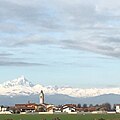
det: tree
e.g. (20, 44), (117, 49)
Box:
(95, 104), (99, 107)
(112, 104), (116, 111)
(77, 104), (81, 108)
(89, 104), (93, 107)
(83, 104), (87, 108)
(101, 103), (111, 111)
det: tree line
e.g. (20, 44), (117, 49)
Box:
(77, 103), (115, 111)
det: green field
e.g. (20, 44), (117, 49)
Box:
(1, 114), (120, 120)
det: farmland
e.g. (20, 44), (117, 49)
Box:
(1, 114), (120, 120)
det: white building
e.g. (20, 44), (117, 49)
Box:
(62, 104), (76, 113)
(0, 107), (7, 112)
(116, 104), (120, 113)
(63, 107), (75, 113)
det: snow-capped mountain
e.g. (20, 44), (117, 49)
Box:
(2, 75), (33, 87)
(1, 76), (120, 98)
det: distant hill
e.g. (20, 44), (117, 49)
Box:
(0, 94), (120, 106)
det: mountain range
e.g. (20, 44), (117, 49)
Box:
(0, 76), (120, 105)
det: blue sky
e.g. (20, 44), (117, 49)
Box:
(0, 0), (120, 88)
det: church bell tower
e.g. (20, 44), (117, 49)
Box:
(39, 90), (44, 104)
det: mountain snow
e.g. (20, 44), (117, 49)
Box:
(2, 75), (33, 87)
(1, 76), (120, 98)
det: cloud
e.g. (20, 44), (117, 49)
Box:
(13, 34), (56, 46)
(0, 52), (47, 67)
(0, 0), (120, 58)
(0, 53), (13, 56)
(59, 31), (120, 57)
(0, 61), (47, 67)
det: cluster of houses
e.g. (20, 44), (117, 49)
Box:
(0, 90), (120, 114)
(0, 103), (106, 114)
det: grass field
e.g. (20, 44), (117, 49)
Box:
(1, 114), (120, 120)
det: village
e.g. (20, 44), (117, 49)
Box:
(0, 90), (120, 115)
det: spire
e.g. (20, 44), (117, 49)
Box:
(39, 90), (44, 104)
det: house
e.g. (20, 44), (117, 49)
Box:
(0, 106), (7, 112)
(53, 106), (62, 113)
(62, 104), (76, 113)
(115, 104), (120, 113)
(0, 106), (11, 114)
(46, 104), (55, 112)
(36, 104), (47, 112)
(47, 106), (54, 112)
(87, 107), (97, 112)
(14, 102), (56, 113)
(75, 106), (96, 112)
(15, 103), (37, 112)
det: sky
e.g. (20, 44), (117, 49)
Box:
(0, 0), (120, 88)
